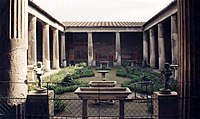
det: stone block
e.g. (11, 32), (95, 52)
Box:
(153, 91), (178, 119)
(26, 90), (54, 119)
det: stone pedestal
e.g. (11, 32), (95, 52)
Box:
(153, 92), (178, 119)
(26, 90), (54, 119)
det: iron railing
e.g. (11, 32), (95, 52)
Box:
(0, 81), (192, 119)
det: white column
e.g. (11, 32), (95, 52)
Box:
(171, 15), (178, 65)
(1, 0), (28, 105)
(115, 32), (121, 66)
(53, 29), (60, 69)
(28, 16), (37, 65)
(88, 32), (93, 66)
(60, 32), (66, 67)
(42, 23), (50, 71)
(143, 31), (148, 65)
(158, 23), (166, 70)
(171, 14), (178, 80)
(149, 28), (156, 68)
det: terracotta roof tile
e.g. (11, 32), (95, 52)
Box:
(63, 21), (144, 28)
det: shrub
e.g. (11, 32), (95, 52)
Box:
(118, 66), (177, 94)
(54, 99), (66, 114)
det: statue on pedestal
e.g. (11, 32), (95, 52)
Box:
(34, 61), (46, 93)
(159, 63), (172, 94)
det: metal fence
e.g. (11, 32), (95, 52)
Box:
(0, 98), (153, 119)
(0, 81), (189, 119)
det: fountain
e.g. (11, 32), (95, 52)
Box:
(75, 87), (131, 100)
(88, 81), (116, 87)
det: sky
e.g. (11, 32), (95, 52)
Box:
(32, 0), (174, 22)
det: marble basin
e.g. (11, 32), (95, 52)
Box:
(74, 87), (131, 99)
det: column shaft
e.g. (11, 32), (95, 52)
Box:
(116, 32), (121, 66)
(53, 29), (60, 69)
(158, 23), (166, 70)
(42, 24), (50, 71)
(171, 15), (178, 65)
(60, 33), (66, 67)
(143, 31), (148, 65)
(28, 16), (37, 65)
(88, 32), (93, 66)
(0, 0), (28, 105)
(149, 28), (156, 68)
(171, 14), (178, 80)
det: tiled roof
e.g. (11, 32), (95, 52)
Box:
(63, 21), (145, 28)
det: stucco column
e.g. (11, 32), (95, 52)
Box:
(0, 0), (28, 105)
(28, 16), (37, 65)
(42, 23), (50, 71)
(143, 31), (148, 65)
(53, 29), (60, 69)
(158, 23), (166, 70)
(88, 32), (93, 66)
(171, 14), (178, 80)
(149, 28), (156, 68)
(171, 15), (178, 65)
(116, 32), (121, 66)
(60, 32), (66, 67)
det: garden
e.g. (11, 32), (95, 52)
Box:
(29, 62), (177, 115)
(117, 64), (177, 94)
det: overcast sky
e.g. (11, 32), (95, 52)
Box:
(32, 0), (174, 22)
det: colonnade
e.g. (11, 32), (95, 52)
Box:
(143, 14), (178, 71)
(27, 15), (65, 71)
(87, 32), (121, 67)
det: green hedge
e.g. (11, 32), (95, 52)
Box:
(44, 81), (89, 94)
(40, 63), (93, 94)
(54, 99), (66, 114)
(118, 66), (177, 94)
